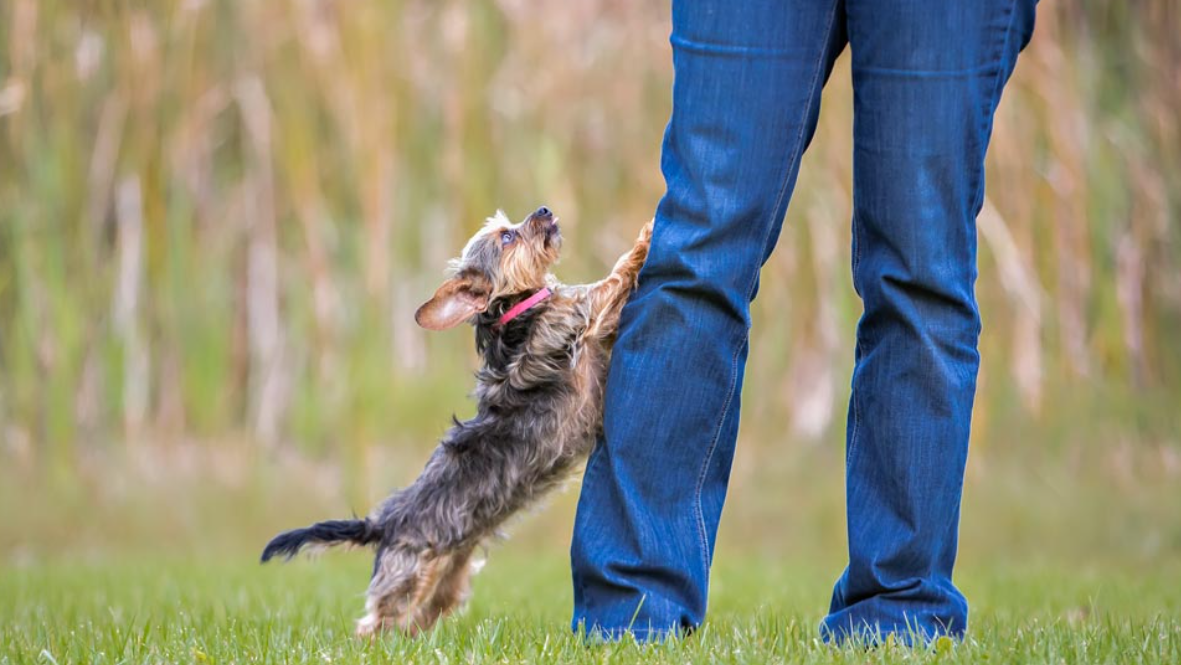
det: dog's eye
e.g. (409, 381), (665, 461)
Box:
(500, 230), (516, 245)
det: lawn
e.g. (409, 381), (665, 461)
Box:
(2, 441), (1180, 664)
(2, 551), (1178, 664)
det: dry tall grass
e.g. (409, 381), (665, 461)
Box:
(1, 1), (1177, 469)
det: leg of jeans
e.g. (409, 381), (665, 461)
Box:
(571, 0), (847, 641)
(821, 0), (1037, 644)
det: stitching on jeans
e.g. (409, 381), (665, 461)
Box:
(848, 208), (863, 467)
(691, 0), (843, 578)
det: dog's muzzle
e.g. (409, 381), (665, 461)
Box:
(530, 206), (561, 246)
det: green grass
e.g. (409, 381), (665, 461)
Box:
(2, 440), (1179, 663)
(2, 553), (1178, 664)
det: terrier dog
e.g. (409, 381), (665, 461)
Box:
(261, 206), (652, 637)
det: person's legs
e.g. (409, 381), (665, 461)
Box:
(571, 0), (847, 640)
(822, 0), (1037, 643)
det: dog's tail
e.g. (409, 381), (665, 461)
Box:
(260, 519), (381, 563)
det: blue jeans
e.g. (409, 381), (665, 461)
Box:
(571, 0), (1037, 643)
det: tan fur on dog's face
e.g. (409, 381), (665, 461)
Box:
(415, 208), (562, 330)
(460, 208), (562, 297)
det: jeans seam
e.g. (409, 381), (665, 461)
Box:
(691, 0), (842, 578)
(848, 209), (863, 466)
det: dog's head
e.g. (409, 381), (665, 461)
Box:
(415, 206), (562, 330)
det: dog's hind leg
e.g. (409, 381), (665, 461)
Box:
(396, 555), (446, 637)
(412, 546), (478, 631)
(356, 547), (452, 638)
(356, 547), (428, 638)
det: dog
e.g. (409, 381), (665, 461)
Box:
(261, 206), (653, 637)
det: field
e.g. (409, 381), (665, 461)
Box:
(3, 444), (1179, 664)
(3, 552), (1179, 663)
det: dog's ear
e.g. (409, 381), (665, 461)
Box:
(415, 275), (489, 331)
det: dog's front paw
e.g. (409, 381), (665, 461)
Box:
(638, 218), (654, 243)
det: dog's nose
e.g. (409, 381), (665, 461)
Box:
(534, 206), (552, 220)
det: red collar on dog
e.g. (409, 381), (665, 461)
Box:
(498, 287), (552, 326)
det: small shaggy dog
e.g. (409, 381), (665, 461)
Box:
(261, 206), (652, 637)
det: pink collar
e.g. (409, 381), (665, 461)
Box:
(498, 287), (552, 326)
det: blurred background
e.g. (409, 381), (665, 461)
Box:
(1, 1), (1178, 577)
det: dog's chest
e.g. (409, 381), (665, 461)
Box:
(476, 307), (608, 439)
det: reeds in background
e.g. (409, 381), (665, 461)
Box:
(0, 0), (1178, 480)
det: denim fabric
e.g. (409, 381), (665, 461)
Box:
(570, 0), (1037, 644)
